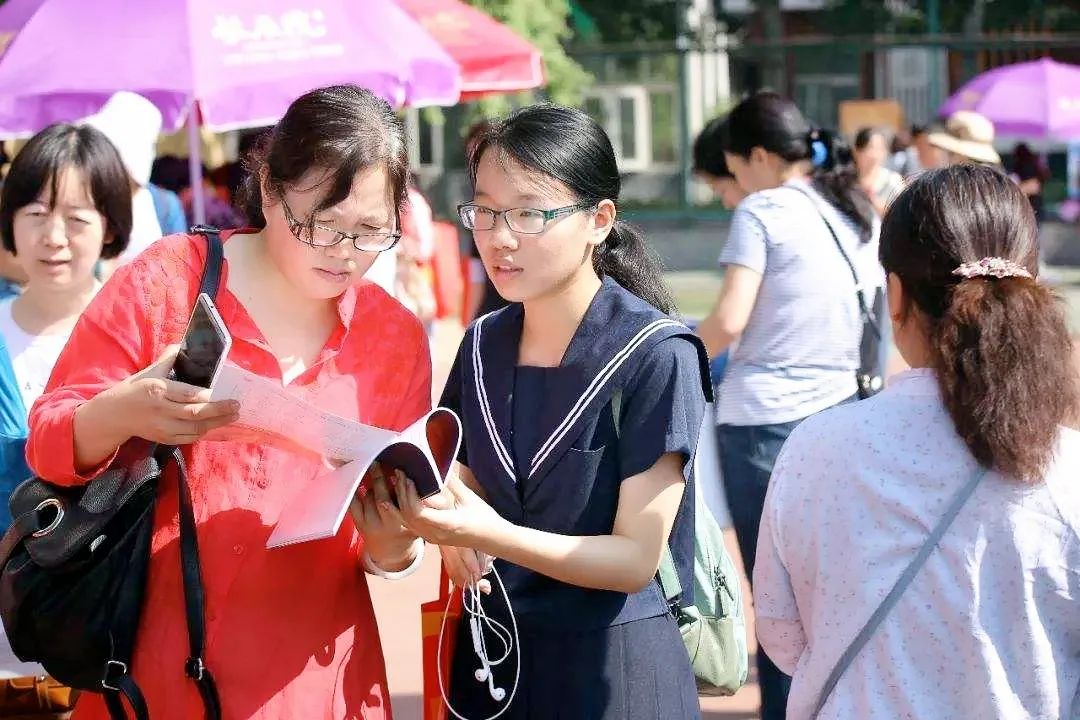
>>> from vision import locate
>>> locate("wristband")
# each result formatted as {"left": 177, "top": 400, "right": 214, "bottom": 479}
{"left": 363, "top": 538, "right": 425, "bottom": 579}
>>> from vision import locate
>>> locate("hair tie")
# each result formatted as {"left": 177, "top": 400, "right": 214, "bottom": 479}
{"left": 952, "top": 257, "right": 1033, "bottom": 280}
{"left": 810, "top": 139, "right": 828, "bottom": 168}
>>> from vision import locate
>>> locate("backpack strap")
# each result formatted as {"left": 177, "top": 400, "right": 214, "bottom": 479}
{"left": 101, "top": 229, "right": 225, "bottom": 720}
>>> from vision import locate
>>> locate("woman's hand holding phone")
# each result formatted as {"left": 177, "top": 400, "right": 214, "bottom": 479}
{"left": 95, "top": 346, "right": 241, "bottom": 444}
{"left": 74, "top": 345, "right": 242, "bottom": 470}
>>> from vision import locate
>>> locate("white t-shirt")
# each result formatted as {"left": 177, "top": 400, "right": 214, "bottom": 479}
{"left": 0, "top": 299, "right": 76, "bottom": 413}
{"left": 0, "top": 297, "right": 72, "bottom": 679}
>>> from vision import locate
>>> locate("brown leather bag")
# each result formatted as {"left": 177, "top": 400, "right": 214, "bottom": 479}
{"left": 0, "top": 676, "right": 77, "bottom": 718}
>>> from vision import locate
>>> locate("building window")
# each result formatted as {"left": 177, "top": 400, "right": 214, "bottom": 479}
{"left": 583, "top": 86, "right": 653, "bottom": 172}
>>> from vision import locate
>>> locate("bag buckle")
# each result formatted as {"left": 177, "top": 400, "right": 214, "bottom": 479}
{"left": 185, "top": 656, "right": 205, "bottom": 681}
{"left": 101, "top": 660, "right": 128, "bottom": 691}
{"left": 31, "top": 499, "right": 64, "bottom": 537}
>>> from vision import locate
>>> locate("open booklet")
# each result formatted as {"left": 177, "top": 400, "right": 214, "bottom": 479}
{"left": 207, "top": 362, "right": 461, "bottom": 549}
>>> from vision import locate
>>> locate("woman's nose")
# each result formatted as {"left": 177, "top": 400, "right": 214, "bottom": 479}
{"left": 41, "top": 215, "right": 68, "bottom": 248}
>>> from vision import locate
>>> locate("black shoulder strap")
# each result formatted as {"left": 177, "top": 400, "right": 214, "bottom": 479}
{"left": 786, "top": 185, "right": 881, "bottom": 342}
{"left": 191, "top": 225, "right": 224, "bottom": 300}
{"left": 104, "top": 229, "right": 224, "bottom": 720}
{"left": 177, "top": 228, "right": 223, "bottom": 718}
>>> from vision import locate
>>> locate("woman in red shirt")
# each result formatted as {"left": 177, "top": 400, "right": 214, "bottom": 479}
{"left": 26, "top": 85, "right": 431, "bottom": 719}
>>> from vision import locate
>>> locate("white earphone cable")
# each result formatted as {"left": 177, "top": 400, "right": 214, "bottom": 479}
{"left": 437, "top": 565, "right": 520, "bottom": 720}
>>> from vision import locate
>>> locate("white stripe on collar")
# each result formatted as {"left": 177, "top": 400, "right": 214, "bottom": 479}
{"left": 472, "top": 312, "right": 516, "bottom": 482}
{"left": 471, "top": 312, "right": 684, "bottom": 483}
{"left": 528, "top": 319, "right": 682, "bottom": 478}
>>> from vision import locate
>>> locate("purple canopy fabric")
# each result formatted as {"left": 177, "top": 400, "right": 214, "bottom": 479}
{"left": 939, "top": 58, "right": 1080, "bottom": 139}
{"left": 0, "top": 0, "right": 461, "bottom": 136}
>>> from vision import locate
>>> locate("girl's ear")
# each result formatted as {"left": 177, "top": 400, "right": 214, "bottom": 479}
{"left": 749, "top": 145, "right": 770, "bottom": 167}
{"left": 259, "top": 166, "right": 274, "bottom": 209}
{"left": 886, "top": 272, "right": 906, "bottom": 325}
{"left": 589, "top": 199, "right": 617, "bottom": 247}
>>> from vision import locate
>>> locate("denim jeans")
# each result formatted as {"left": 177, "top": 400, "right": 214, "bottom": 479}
{"left": 716, "top": 419, "right": 801, "bottom": 720}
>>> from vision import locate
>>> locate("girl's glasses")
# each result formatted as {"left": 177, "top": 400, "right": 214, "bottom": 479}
{"left": 458, "top": 202, "right": 592, "bottom": 234}
{"left": 280, "top": 196, "right": 401, "bottom": 253}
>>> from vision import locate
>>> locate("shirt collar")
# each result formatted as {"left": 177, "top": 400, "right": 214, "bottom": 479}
{"left": 885, "top": 367, "right": 940, "bottom": 396}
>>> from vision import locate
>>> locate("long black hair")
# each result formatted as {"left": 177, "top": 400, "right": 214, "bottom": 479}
{"left": 468, "top": 104, "right": 676, "bottom": 315}
{"left": 723, "top": 92, "right": 875, "bottom": 242}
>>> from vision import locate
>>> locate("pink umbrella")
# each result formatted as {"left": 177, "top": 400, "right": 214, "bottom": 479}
{"left": 0, "top": 0, "right": 461, "bottom": 221}
{"left": 939, "top": 57, "right": 1080, "bottom": 139}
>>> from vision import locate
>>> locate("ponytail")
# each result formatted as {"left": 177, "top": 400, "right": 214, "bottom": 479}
{"left": 593, "top": 221, "right": 677, "bottom": 316}
{"left": 881, "top": 165, "right": 1079, "bottom": 483}
{"left": 932, "top": 277, "right": 1077, "bottom": 481}
{"left": 806, "top": 129, "right": 875, "bottom": 243}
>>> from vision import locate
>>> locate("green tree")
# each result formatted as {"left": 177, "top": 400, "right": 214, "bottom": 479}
{"left": 464, "top": 0, "right": 592, "bottom": 117}
{"left": 573, "top": 0, "right": 679, "bottom": 43}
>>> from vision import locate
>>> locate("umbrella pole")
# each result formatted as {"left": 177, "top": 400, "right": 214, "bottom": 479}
{"left": 187, "top": 100, "right": 206, "bottom": 226}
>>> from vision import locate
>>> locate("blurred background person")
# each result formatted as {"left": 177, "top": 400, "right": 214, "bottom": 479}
{"left": 928, "top": 111, "right": 1002, "bottom": 167}
{"left": 1009, "top": 142, "right": 1050, "bottom": 225}
{"left": 0, "top": 123, "right": 131, "bottom": 524}
{"left": 694, "top": 115, "right": 748, "bottom": 211}
{"left": 0, "top": 121, "right": 131, "bottom": 714}
{"left": 396, "top": 175, "right": 438, "bottom": 332}
{"left": 853, "top": 127, "right": 904, "bottom": 217}
{"left": 82, "top": 92, "right": 185, "bottom": 269}
{"left": 907, "top": 124, "right": 948, "bottom": 176}
{"left": 695, "top": 91, "right": 882, "bottom": 720}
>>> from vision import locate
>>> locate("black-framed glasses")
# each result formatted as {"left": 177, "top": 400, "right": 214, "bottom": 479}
{"left": 458, "top": 202, "right": 593, "bottom": 234}
{"left": 280, "top": 196, "right": 401, "bottom": 253}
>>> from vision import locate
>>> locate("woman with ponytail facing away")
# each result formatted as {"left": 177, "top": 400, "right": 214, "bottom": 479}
{"left": 754, "top": 164, "right": 1079, "bottom": 720}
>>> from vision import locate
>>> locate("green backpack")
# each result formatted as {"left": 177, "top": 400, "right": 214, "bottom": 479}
{"left": 612, "top": 391, "right": 749, "bottom": 696}
{"left": 657, "top": 491, "right": 749, "bottom": 696}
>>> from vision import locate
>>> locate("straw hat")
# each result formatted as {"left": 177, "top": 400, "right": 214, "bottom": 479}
{"left": 928, "top": 111, "right": 1001, "bottom": 165}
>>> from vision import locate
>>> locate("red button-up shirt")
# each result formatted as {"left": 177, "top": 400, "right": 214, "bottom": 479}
{"left": 27, "top": 232, "right": 432, "bottom": 719}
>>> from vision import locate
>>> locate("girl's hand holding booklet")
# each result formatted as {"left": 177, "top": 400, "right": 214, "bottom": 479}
{"left": 204, "top": 362, "right": 461, "bottom": 548}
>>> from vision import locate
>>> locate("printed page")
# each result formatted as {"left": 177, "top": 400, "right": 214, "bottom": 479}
{"left": 209, "top": 362, "right": 396, "bottom": 462}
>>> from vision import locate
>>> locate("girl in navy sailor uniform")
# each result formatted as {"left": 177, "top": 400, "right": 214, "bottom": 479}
{"left": 391, "top": 105, "right": 711, "bottom": 719}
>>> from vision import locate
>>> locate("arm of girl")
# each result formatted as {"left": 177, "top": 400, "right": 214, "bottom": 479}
{"left": 392, "top": 453, "right": 687, "bottom": 595}
{"left": 696, "top": 264, "right": 762, "bottom": 359}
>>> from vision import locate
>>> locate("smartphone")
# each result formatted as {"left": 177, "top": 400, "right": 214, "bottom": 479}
{"left": 171, "top": 293, "right": 232, "bottom": 389}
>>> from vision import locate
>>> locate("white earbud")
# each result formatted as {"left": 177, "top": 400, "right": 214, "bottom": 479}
{"left": 438, "top": 568, "right": 520, "bottom": 720}
{"left": 470, "top": 614, "right": 506, "bottom": 701}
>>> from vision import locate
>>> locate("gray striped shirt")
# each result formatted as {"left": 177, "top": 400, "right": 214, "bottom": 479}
{"left": 717, "top": 179, "right": 883, "bottom": 426}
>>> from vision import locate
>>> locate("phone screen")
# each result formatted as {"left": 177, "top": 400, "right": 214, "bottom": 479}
{"left": 173, "top": 296, "right": 229, "bottom": 389}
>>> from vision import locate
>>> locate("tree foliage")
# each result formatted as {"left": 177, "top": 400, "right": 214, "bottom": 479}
{"left": 464, "top": 0, "right": 591, "bottom": 118}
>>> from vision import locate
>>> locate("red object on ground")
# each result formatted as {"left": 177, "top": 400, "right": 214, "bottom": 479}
{"left": 396, "top": 0, "right": 545, "bottom": 100}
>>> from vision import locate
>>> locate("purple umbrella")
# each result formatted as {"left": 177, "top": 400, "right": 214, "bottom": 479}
{"left": 0, "top": 0, "right": 460, "bottom": 221}
{"left": 0, "top": 0, "right": 460, "bottom": 134}
{"left": 939, "top": 57, "right": 1080, "bottom": 139}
